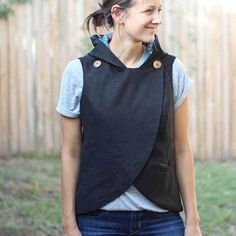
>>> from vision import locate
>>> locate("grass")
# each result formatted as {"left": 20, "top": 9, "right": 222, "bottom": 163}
{"left": 0, "top": 153, "right": 62, "bottom": 236}
{"left": 195, "top": 161, "right": 236, "bottom": 236}
{"left": 0, "top": 153, "right": 235, "bottom": 236}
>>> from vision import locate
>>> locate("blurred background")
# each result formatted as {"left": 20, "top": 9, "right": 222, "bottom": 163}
{"left": 0, "top": 0, "right": 235, "bottom": 160}
{"left": 0, "top": 0, "right": 236, "bottom": 235}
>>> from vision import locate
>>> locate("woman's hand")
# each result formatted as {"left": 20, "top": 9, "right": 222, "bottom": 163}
{"left": 184, "top": 212, "right": 202, "bottom": 236}
{"left": 64, "top": 226, "right": 82, "bottom": 236}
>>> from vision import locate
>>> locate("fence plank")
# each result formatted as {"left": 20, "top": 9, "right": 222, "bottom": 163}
{"left": 212, "top": 5, "right": 223, "bottom": 160}
{"left": 221, "top": 9, "right": 231, "bottom": 161}
{"left": 0, "top": 21, "right": 3, "bottom": 154}
{"left": 41, "top": 2, "right": 53, "bottom": 154}
{"left": 49, "top": 0, "right": 61, "bottom": 153}
{"left": 8, "top": 5, "right": 19, "bottom": 155}
{"left": 25, "top": 1, "right": 36, "bottom": 151}
{"left": 33, "top": 0, "right": 45, "bottom": 152}
{"left": 16, "top": 4, "right": 27, "bottom": 152}
{"left": 0, "top": 20, "right": 10, "bottom": 156}
{"left": 229, "top": 13, "right": 236, "bottom": 159}
{"left": 204, "top": 4, "right": 217, "bottom": 160}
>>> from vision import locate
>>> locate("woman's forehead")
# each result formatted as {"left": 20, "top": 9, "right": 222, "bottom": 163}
{"left": 134, "top": 0, "right": 162, "bottom": 7}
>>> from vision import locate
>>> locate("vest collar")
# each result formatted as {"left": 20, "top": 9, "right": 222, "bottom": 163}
{"left": 88, "top": 34, "right": 167, "bottom": 69}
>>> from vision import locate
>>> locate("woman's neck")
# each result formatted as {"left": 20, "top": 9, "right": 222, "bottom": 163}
{"left": 109, "top": 32, "right": 144, "bottom": 68}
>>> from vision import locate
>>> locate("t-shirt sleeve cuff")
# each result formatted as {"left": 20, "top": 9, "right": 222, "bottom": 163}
{"left": 56, "top": 105, "right": 80, "bottom": 118}
{"left": 174, "top": 78, "right": 194, "bottom": 110}
{"left": 172, "top": 57, "right": 194, "bottom": 111}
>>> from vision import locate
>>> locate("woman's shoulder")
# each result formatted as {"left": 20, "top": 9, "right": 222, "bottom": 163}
{"left": 172, "top": 57, "right": 187, "bottom": 73}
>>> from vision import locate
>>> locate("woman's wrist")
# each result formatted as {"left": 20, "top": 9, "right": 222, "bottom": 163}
{"left": 62, "top": 215, "right": 77, "bottom": 230}
{"left": 63, "top": 222, "right": 78, "bottom": 233}
{"left": 185, "top": 212, "right": 201, "bottom": 226}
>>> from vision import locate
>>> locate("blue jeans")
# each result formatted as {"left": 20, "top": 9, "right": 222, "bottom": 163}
{"left": 76, "top": 210, "right": 185, "bottom": 235}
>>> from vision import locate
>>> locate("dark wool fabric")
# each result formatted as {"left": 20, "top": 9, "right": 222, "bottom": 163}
{"left": 75, "top": 36, "right": 183, "bottom": 214}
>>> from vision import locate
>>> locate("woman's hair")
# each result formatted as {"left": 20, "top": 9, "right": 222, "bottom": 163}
{"left": 84, "top": 0, "right": 134, "bottom": 32}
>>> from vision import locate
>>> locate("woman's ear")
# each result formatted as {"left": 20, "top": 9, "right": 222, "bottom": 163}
{"left": 110, "top": 4, "right": 125, "bottom": 25}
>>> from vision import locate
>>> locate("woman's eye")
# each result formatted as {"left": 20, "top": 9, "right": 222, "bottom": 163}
{"left": 145, "top": 9, "right": 154, "bottom": 13}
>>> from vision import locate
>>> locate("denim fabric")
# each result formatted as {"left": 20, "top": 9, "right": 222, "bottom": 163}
{"left": 76, "top": 210, "right": 184, "bottom": 235}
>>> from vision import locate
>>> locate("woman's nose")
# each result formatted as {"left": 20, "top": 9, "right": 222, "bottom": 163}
{"left": 152, "top": 12, "right": 161, "bottom": 24}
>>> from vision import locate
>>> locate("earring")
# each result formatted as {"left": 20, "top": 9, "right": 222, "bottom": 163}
{"left": 118, "top": 18, "right": 123, "bottom": 24}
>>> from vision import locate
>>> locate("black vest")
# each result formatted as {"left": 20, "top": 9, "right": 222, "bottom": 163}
{"left": 75, "top": 35, "right": 183, "bottom": 214}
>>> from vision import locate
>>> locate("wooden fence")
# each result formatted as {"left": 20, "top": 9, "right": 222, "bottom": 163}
{"left": 0, "top": 0, "right": 235, "bottom": 160}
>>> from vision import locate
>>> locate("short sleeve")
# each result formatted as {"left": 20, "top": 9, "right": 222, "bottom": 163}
{"left": 172, "top": 58, "right": 194, "bottom": 110}
{"left": 56, "top": 59, "right": 83, "bottom": 117}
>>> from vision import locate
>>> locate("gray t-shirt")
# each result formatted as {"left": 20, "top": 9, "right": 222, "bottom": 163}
{"left": 56, "top": 48, "right": 193, "bottom": 212}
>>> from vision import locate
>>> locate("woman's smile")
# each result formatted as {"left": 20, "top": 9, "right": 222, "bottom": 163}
{"left": 145, "top": 26, "right": 157, "bottom": 33}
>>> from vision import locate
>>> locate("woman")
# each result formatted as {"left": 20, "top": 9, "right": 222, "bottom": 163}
{"left": 56, "top": 0, "right": 202, "bottom": 235}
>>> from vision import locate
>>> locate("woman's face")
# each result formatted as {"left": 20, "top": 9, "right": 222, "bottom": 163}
{"left": 122, "top": 0, "right": 162, "bottom": 43}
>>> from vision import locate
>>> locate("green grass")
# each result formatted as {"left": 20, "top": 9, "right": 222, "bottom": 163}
{"left": 0, "top": 153, "right": 235, "bottom": 235}
{"left": 195, "top": 161, "right": 236, "bottom": 236}
{"left": 0, "top": 153, "right": 62, "bottom": 236}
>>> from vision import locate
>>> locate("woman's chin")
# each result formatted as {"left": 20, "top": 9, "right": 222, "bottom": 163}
{"left": 142, "top": 34, "right": 155, "bottom": 43}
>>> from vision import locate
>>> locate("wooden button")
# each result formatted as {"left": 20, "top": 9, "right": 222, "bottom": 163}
{"left": 93, "top": 60, "right": 102, "bottom": 68}
{"left": 153, "top": 60, "right": 162, "bottom": 69}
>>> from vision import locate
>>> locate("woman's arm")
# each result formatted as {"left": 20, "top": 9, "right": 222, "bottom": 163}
{"left": 174, "top": 96, "right": 202, "bottom": 235}
{"left": 60, "top": 115, "right": 82, "bottom": 235}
